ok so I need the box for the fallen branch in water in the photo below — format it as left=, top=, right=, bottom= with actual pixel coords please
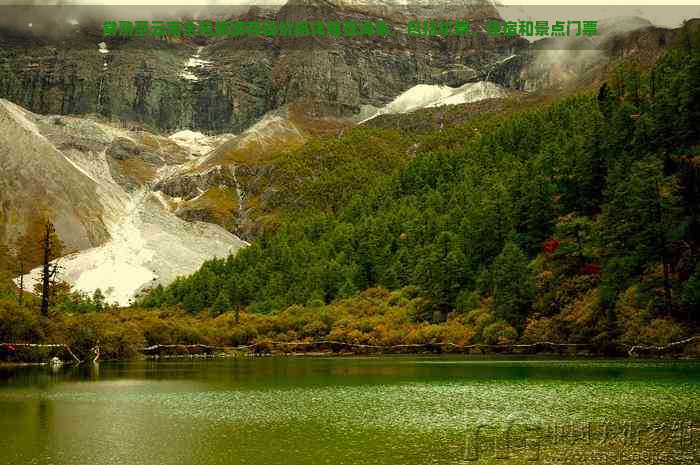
left=0, top=342, right=82, bottom=363
left=91, top=345, right=100, bottom=363
left=141, top=343, right=228, bottom=352
left=627, top=335, right=700, bottom=357
left=139, top=340, right=592, bottom=355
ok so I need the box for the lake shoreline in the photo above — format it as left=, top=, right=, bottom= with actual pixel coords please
left=3, top=334, right=698, bottom=365
left=3, top=350, right=699, bottom=367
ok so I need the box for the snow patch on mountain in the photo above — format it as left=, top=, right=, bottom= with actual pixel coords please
left=360, top=81, right=507, bottom=122
left=380, top=84, right=456, bottom=113
left=180, top=46, right=211, bottom=81
left=428, top=81, right=507, bottom=107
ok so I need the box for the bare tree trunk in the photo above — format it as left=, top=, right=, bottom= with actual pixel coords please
left=40, top=222, right=55, bottom=317
left=49, top=259, right=61, bottom=307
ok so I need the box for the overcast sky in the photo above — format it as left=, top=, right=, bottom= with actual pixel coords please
left=1, top=1, right=698, bottom=28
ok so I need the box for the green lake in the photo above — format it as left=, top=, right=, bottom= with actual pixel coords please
left=0, top=356, right=698, bottom=465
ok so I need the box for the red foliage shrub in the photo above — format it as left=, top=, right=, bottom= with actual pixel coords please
left=542, top=237, right=561, bottom=254
left=581, top=263, right=601, bottom=276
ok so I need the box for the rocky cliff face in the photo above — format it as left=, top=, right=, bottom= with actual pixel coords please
left=0, top=1, right=525, bottom=134
left=1, top=4, right=691, bottom=136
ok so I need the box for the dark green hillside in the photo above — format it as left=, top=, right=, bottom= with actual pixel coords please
left=139, top=27, right=700, bottom=350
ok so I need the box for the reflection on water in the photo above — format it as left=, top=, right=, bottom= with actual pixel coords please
left=0, top=357, right=698, bottom=465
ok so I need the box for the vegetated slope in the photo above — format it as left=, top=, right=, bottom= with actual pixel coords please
left=141, top=25, right=700, bottom=349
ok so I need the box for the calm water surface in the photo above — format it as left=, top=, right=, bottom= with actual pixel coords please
left=0, top=356, right=698, bottom=465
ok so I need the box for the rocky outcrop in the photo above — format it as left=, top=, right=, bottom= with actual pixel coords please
left=154, top=165, right=237, bottom=200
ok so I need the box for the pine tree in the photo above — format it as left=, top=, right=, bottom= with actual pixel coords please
left=491, top=242, right=535, bottom=327
left=600, top=158, right=682, bottom=313
left=93, top=288, right=105, bottom=310
left=415, top=232, right=466, bottom=315
left=225, top=280, right=247, bottom=323
left=211, top=291, right=230, bottom=316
